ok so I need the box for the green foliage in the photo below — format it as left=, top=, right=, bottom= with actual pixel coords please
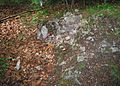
left=112, top=28, right=120, bottom=35
left=32, top=0, right=40, bottom=5
left=31, top=14, right=39, bottom=24
left=0, top=58, right=9, bottom=80
left=84, top=3, right=120, bottom=18
left=79, top=62, right=86, bottom=71
left=31, top=0, right=43, bottom=11
left=11, top=0, right=21, bottom=4
left=42, top=9, right=49, bottom=15
left=0, top=0, right=31, bottom=6
left=46, top=0, right=63, bottom=6
left=109, top=63, right=120, bottom=81
left=31, top=9, right=49, bottom=24
left=86, top=3, right=116, bottom=14
left=0, top=0, right=119, bottom=7
left=0, top=0, right=5, bottom=5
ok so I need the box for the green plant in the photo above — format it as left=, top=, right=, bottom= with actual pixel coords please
left=31, top=0, right=40, bottom=10
left=31, top=14, right=39, bottom=24
left=86, top=3, right=116, bottom=15
left=97, top=3, right=115, bottom=10
left=0, top=0, right=31, bottom=6
left=79, top=62, right=86, bottom=71
left=109, top=63, right=120, bottom=81
left=47, top=0, right=63, bottom=6
left=0, top=58, right=9, bottom=80
left=42, top=9, right=49, bottom=15
left=31, top=9, right=49, bottom=24
left=32, top=0, right=40, bottom=5
left=112, top=28, right=120, bottom=35
left=0, top=0, right=5, bottom=5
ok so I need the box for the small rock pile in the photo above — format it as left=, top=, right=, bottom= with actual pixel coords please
left=37, top=12, right=88, bottom=46
left=37, top=11, right=120, bottom=85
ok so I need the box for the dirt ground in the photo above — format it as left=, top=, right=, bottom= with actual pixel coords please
left=0, top=6, right=120, bottom=86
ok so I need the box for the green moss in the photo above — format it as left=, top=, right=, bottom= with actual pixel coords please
left=0, top=58, right=9, bottom=80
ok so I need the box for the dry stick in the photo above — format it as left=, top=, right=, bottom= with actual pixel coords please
left=0, top=9, right=40, bottom=23
left=0, top=11, right=26, bottom=23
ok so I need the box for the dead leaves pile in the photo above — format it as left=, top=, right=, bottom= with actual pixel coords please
left=0, top=16, right=55, bottom=86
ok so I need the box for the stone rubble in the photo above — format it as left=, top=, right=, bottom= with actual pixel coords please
left=37, top=11, right=120, bottom=85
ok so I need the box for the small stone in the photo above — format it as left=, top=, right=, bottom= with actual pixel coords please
left=80, top=46, right=85, bottom=52
left=41, top=26, right=48, bottom=39
left=86, top=36, right=92, bottom=40
left=112, top=41, right=116, bottom=47
left=15, top=59, right=21, bottom=70
left=86, top=36, right=94, bottom=42
left=75, top=78, right=82, bottom=85
left=82, top=30, right=90, bottom=35
left=35, top=65, right=43, bottom=70
left=79, top=14, right=82, bottom=18
left=90, top=53, right=94, bottom=58
left=110, top=47, right=119, bottom=53
left=101, top=40, right=110, bottom=48
left=75, top=9, right=79, bottom=13
left=59, top=45, right=64, bottom=49
left=64, top=12, right=72, bottom=17
left=35, top=53, right=39, bottom=55
left=77, top=55, right=85, bottom=62
left=62, top=48, right=66, bottom=51
left=59, top=61, right=66, bottom=66
left=65, top=36, right=70, bottom=40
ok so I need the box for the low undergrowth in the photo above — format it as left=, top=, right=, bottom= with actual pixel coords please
left=0, top=58, right=9, bottom=80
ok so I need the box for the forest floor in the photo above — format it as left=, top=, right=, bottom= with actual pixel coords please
left=0, top=4, right=120, bottom=86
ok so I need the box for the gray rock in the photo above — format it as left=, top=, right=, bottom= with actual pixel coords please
left=74, top=9, right=79, bottom=13
left=37, top=25, right=48, bottom=40
left=77, top=55, right=85, bottom=62
left=100, top=40, right=110, bottom=48
left=86, top=36, right=94, bottom=42
left=15, top=59, right=21, bottom=70
left=59, top=61, right=66, bottom=66
left=80, top=46, right=86, bottom=52
left=41, top=26, right=48, bottom=39
left=65, top=36, right=70, bottom=40
left=110, top=47, right=119, bottom=53
left=35, top=65, right=43, bottom=70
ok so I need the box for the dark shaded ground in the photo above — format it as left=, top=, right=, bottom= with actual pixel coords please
left=0, top=5, right=30, bottom=19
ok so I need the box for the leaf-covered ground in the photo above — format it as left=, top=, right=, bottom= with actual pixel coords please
left=0, top=4, right=120, bottom=86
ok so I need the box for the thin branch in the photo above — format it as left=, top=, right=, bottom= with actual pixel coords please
left=0, top=9, right=41, bottom=23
